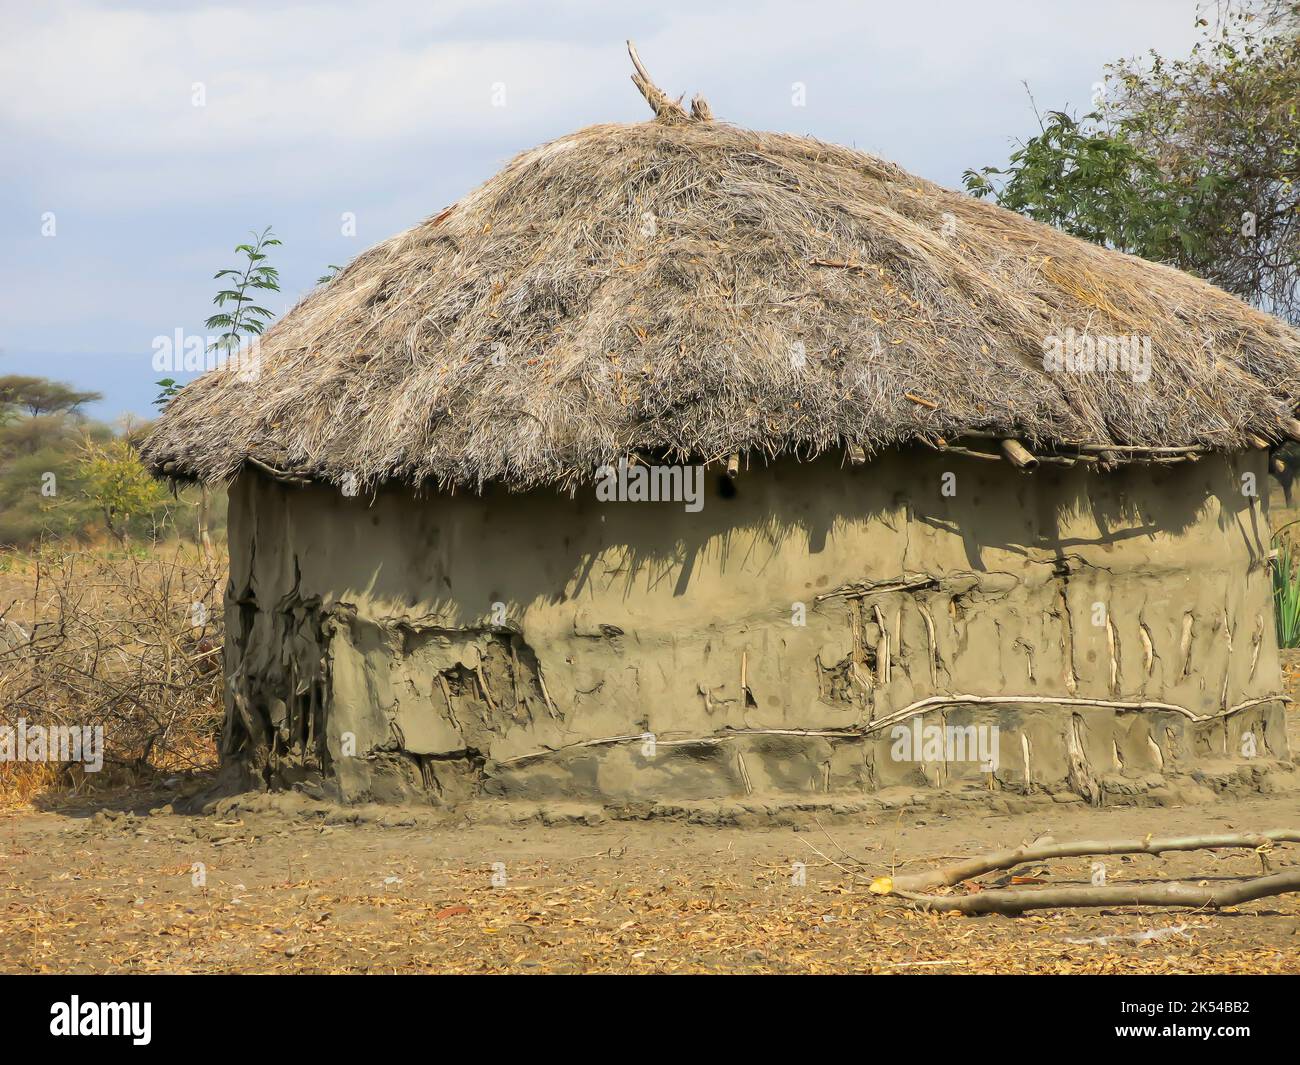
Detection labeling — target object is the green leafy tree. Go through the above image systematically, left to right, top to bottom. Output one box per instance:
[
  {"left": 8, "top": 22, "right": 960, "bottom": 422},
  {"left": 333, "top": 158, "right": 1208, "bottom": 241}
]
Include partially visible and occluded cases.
[
  {"left": 1108, "top": 0, "right": 1299, "bottom": 320},
  {"left": 965, "top": 2, "right": 1299, "bottom": 321},
  {"left": 962, "top": 109, "right": 1208, "bottom": 260},
  {"left": 154, "top": 225, "right": 282, "bottom": 408},
  {"left": 206, "top": 225, "right": 283, "bottom": 355},
  {"left": 154, "top": 226, "right": 282, "bottom": 551},
  {"left": 0, "top": 376, "right": 208, "bottom": 547},
  {"left": 0, "top": 377, "right": 109, "bottom": 544},
  {"left": 152, "top": 378, "right": 182, "bottom": 409},
  {"left": 1, "top": 413, "right": 82, "bottom": 458},
  {"left": 77, "top": 437, "right": 167, "bottom": 547},
  {"left": 0, "top": 444, "right": 98, "bottom": 545}
]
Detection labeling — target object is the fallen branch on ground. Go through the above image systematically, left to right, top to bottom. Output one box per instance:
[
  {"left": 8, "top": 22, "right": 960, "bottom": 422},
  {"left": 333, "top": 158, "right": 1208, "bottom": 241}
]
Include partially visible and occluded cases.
[
  {"left": 860, "top": 828, "right": 1300, "bottom": 915},
  {"left": 875, "top": 830, "right": 1300, "bottom": 894},
  {"left": 888, "top": 869, "right": 1300, "bottom": 916}
]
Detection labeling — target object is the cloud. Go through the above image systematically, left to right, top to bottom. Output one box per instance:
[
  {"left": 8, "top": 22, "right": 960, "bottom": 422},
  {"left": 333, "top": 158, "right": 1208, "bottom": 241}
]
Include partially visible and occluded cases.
[
  {"left": 0, "top": 0, "right": 1206, "bottom": 415},
  {"left": 1, "top": 0, "right": 1201, "bottom": 165},
  {"left": 0, "top": 2, "right": 614, "bottom": 153}
]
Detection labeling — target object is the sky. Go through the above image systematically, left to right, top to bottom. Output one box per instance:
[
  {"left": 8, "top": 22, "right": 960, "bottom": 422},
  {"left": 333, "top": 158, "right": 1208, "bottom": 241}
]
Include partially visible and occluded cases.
[{"left": 0, "top": 0, "right": 1207, "bottom": 421}]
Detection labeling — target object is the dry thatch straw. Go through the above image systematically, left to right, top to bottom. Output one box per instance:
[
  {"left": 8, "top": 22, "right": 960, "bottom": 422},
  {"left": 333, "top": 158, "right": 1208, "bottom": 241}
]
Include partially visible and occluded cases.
[{"left": 143, "top": 46, "right": 1300, "bottom": 494}]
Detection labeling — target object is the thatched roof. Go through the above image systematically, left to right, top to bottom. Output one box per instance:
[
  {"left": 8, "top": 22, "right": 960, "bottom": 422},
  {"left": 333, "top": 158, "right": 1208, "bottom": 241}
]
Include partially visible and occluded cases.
[{"left": 143, "top": 47, "right": 1300, "bottom": 492}]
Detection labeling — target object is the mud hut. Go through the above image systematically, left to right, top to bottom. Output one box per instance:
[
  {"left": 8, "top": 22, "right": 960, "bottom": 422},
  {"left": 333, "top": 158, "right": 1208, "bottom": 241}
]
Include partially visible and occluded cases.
[{"left": 144, "top": 48, "right": 1300, "bottom": 808}]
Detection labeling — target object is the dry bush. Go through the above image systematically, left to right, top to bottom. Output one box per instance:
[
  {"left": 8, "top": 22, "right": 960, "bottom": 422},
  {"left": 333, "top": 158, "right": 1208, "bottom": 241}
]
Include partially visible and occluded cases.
[{"left": 0, "top": 544, "right": 224, "bottom": 802}]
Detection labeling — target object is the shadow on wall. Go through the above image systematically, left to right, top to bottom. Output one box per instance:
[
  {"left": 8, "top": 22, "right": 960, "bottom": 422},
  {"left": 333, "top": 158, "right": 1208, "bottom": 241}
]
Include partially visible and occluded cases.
[{"left": 245, "top": 448, "right": 1254, "bottom": 615}]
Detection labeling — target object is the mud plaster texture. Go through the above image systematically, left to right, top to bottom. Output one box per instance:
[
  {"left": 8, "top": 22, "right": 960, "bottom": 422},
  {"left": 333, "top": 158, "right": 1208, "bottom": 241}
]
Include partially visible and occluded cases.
[{"left": 219, "top": 450, "right": 1294, "bottom": 810}]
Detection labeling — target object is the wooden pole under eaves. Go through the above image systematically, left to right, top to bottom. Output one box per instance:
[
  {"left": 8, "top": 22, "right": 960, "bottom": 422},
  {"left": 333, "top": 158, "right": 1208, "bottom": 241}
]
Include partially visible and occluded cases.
[{"left": 999, "top": 439, "right": 1038, "bottom": 470}]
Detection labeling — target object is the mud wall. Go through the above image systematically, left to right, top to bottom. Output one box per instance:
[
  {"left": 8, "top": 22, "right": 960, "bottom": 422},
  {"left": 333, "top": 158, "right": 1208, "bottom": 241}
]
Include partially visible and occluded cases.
[{"left": 220, "top": 451, "right": 1288, "bottom": 804}]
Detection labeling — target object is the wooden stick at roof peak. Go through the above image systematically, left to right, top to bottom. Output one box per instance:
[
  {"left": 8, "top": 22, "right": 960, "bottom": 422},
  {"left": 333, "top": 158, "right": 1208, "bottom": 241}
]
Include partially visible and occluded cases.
[{"left": 627, "top": 40, "right": 690, "bottom": 123}]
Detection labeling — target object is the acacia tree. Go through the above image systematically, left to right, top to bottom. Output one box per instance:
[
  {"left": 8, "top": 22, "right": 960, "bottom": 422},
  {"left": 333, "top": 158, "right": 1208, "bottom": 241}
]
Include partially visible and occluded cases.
[
  {"left": 0, "top": 376, "right": 101, "bottom": 417},
  {"left": 0, "top": 376, "right": 102, "bottom": 458}
]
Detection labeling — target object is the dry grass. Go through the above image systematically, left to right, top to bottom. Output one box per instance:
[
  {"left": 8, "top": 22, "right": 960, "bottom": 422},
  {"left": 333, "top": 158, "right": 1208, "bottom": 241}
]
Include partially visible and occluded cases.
[
  {"left": 143, "top": 93, "right": 1300, "bottom": 494},
  {"left": 0, "top": 544, "right": 224, "bottom": 806}
]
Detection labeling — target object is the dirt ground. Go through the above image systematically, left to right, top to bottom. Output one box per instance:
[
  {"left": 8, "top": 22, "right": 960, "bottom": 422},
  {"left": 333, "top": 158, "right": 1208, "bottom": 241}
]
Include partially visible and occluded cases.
[
  {"left": 2, "top": 647, "right": 1297, "bottom": 976},
  {"left": 1, "top": 778, "right": 1297, "bottom": 975}
]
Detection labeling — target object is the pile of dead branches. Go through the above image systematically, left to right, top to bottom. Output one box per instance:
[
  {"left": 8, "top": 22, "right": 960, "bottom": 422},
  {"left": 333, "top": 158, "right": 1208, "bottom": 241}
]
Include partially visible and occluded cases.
[{"left": 0, "top": 545, "right": 225, "bottom": 797}]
